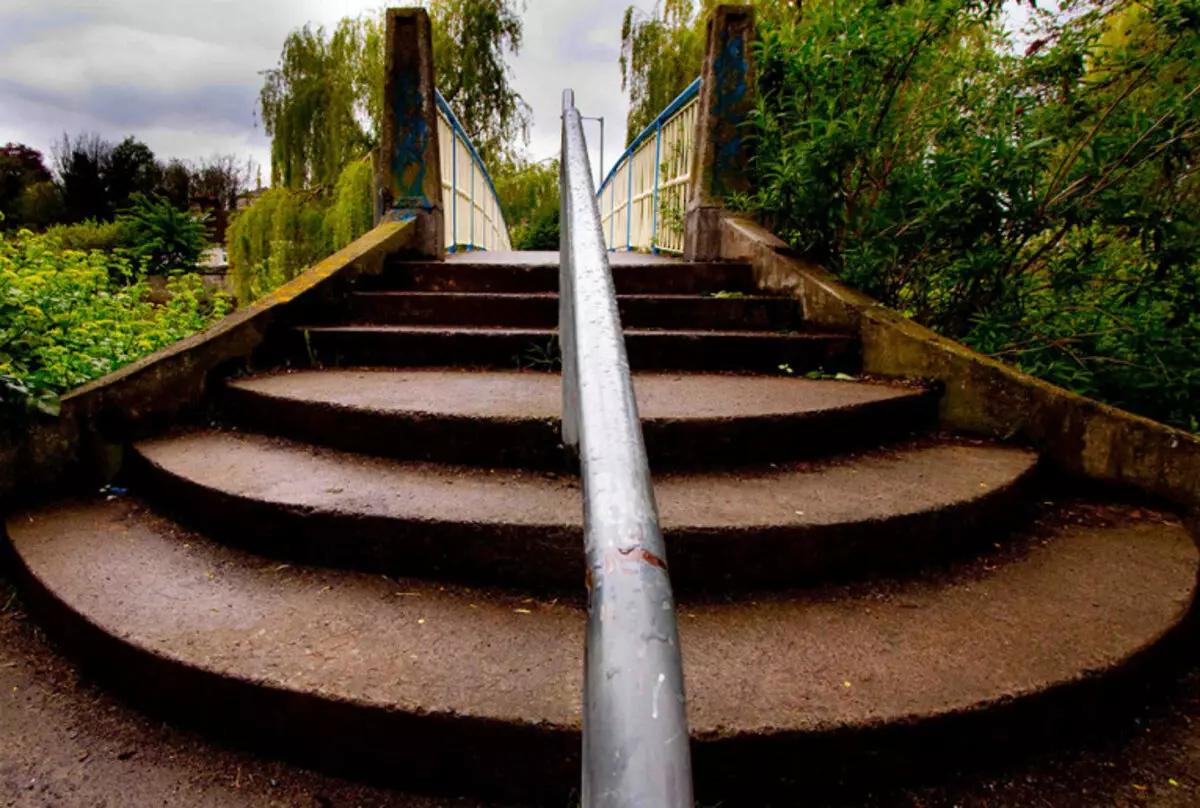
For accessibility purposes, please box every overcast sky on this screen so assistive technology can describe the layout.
[0,0,632,185]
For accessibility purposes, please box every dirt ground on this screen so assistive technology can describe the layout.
[2,571,1200,808]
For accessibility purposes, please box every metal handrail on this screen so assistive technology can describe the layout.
[559,88,693,808]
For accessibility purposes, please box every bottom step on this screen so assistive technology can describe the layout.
[6,499,1195,803]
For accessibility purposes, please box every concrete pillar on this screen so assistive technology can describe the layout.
[381,8,444,259]
[684,5,756,262]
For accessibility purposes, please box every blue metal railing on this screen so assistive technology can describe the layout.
[597,78,700,196]
[560,87,693,808]
[596,78,701,254]
[435,90,511,252]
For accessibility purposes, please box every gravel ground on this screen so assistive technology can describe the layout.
[2,570,1199,808]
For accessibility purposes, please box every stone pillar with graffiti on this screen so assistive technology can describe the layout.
[684,5,756,262]
[380,8,445,259]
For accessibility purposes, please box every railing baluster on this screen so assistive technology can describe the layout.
[625,156,633,251]
[650,121,663,255]
[450,127,458,253]
[560,88,692,808]
[609,168,616,251]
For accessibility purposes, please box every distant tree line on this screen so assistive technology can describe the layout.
[0,134,253,237]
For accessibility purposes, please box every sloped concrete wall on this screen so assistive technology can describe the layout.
[719,214,1200,512]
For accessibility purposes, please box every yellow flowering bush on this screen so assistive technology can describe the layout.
[0,225,231,421]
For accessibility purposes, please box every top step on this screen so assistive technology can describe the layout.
[360,256,758,295]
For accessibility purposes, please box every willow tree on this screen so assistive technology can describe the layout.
[239,1,530,303]
[429,0,530,164]
[619,0,800,143]
[258,17,382,189]
[258,0,529,189]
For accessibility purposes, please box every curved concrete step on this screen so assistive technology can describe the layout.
[130,430,1038,591]
[287,325,857,373]
[223,369,937,469]
[8,498,1195,802]
[343,291,801,330]
[359,258,758,295]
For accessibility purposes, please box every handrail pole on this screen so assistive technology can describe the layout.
[560,88,692,808]
[559,91,579,449]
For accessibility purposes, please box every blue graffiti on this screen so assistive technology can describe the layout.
[710,27,750,197]
[391,68,432,211]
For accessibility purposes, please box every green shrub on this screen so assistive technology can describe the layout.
[513,206,559,250]
[117,193,210,274]
[739,0,1200,432]
[0,227,231,420]
[44,219,128,253]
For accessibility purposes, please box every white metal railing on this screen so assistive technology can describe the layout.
[435,92,512,253]
[598,78,700,254]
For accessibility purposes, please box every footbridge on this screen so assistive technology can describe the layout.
[4,6,1199,808]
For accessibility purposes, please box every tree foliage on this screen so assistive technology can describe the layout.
[430,0,530,163]
[259,18,382,190]
[259,0,530,191]
[0,144,52,226]
[52,133,110,223]
[14,133,251,240]
[226,159,375,303]
[619,0,798,143]
[734,0,1200,431]
[494,157,559,249]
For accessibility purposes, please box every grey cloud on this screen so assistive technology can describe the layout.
[0,80,258,132]
[0,8,97,51]
[0,0,636,177]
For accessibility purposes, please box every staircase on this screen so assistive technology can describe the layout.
[6,250,1197,804]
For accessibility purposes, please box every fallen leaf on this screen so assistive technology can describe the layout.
[514,608,532,614]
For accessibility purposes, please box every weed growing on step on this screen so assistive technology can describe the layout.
[783,364,859,382]
[515,336,562,371]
